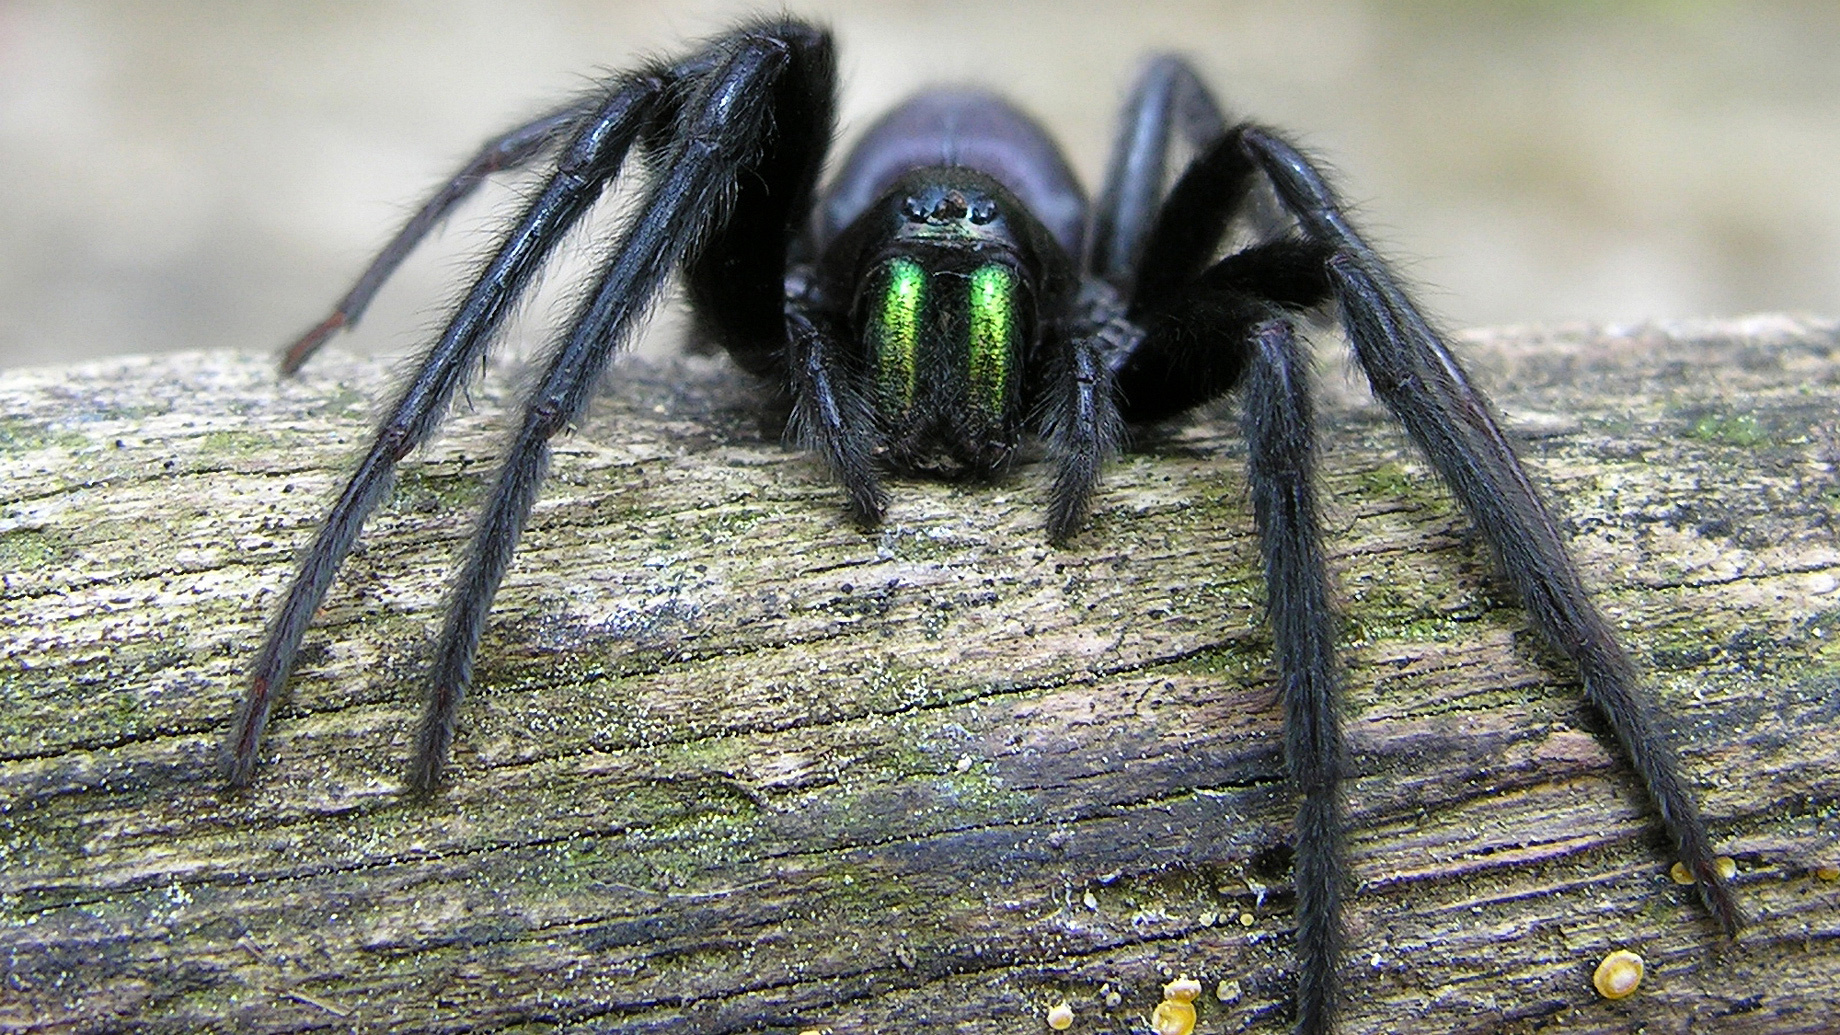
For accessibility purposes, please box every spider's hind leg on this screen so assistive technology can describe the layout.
[672,35,887,527]
[1089,53,1227,290]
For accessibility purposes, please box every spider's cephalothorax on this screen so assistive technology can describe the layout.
[827,163,1069,479]
[796,89,1094,515]
[225,19,1740,1034]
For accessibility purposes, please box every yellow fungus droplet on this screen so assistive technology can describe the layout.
[1150,998,1197,1035]
[1163,977,1202,1003]
[1593,949,1644,1000]
[1816,864,1840,881]
[1238,911,1255,927]
[1046,1000,1074,1030]
[1672,856,1738,884]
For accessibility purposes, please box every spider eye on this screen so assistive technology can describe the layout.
[867,257,926,412]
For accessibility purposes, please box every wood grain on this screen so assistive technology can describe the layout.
[1,316,1836,1033]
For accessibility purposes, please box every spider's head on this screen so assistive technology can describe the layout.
[826,167,1074,478]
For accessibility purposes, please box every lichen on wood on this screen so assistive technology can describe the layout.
[2,316,1838,1033]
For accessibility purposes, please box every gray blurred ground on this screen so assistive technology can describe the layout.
[2,0,1836,369]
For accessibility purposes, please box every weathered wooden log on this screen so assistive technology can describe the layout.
[1,316,1836,1034]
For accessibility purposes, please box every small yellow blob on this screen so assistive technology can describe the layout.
[1045,1000,1074,1030]
[1816,864,1840,881]
[1163,977,1203,1003]
[1671,856,1738,883]
[1593,949,1645,1000]
[1150,998,1197,1035]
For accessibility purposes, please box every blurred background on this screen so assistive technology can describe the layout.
[1,0,1837,369]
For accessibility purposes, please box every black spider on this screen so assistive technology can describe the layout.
[223,19,1741,1034]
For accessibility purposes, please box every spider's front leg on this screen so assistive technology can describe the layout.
[1093,56,1357,1033]
[409,23,837,790]
[783,272,886,526]
[223,73,665,787]
[1108,263,1350,1033]
[1098,53,1742,1029]
[224,19,839,791]
[1239,124,1744,935]
[1240,316,1346,1035]
[279,101,595,374]
[1042,281,1128,541]
[1106,259,1349,1033]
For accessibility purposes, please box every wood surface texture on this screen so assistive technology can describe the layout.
[2,315,1836,1033]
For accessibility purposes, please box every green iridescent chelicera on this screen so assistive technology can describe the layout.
[967,263,1019,417]
[869,257,925,412]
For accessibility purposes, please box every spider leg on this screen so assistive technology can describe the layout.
[1111,239,1344,1031]
[223,75,666,787]
[681,34,835,375]
[1243,315,1345,1035]
[1112,238,1347,1035]
[1089,54,1226,288]
[1054,56,1250,538]
[784,278,886,525]
[1043,283,1126,540]
[409,21,835,790]
[280,101,595,373]
[1241,125,1743,934]
[670,27,885,524]
[1111,238,1330,421]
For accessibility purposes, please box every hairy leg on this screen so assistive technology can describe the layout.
[1243,124,1742,934]
[280,102,595,373]
[409,21,836,790]
[224,75,665,786]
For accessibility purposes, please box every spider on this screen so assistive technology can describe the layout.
[222,18,1740,1034]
